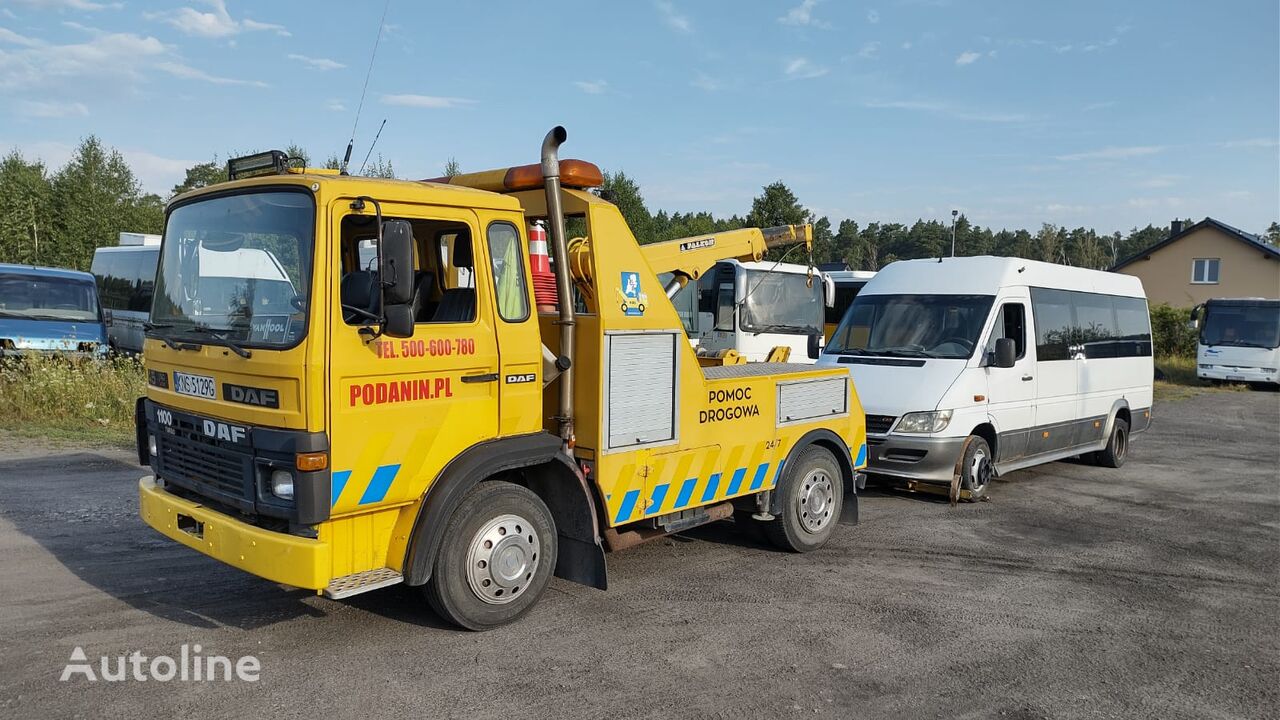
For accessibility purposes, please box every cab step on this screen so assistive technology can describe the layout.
[324,568,403,599]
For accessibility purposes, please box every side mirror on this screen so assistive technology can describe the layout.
[807,333,822,360]
[380,219,415,306]
[382,304,414,339]
[1188,304,1202,330]
[993,337,1017,368]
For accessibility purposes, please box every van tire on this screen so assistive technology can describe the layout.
[423,481,557,631]
[958,435,993,501]
[762,445,842,553]
[1095,418,1129,469]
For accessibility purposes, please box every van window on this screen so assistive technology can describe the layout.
[985,303,1026,359]
[713,281,735,331]
[1032,288,1152,360]
[0,273,100,322]
[740,270,823,336]
[1031,288,1074,361]
[827,294,994,360]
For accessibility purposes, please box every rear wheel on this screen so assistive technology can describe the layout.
[763,445,843,552]
[1095,417,1129,468]
[423,481,557,631]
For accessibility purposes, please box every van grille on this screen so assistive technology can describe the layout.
[865,414,897,435]
[156,430,253,513]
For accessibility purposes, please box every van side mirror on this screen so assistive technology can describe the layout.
[807,333,822,360]
[380,219,415,306]
[993,337,1017,368]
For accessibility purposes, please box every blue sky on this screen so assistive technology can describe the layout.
[1,0,1277,235]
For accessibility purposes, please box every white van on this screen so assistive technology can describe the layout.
[669,259,834,363]
[1190,298,1280,388]
[817,256,1153,499]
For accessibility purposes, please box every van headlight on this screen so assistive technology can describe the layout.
[269,469,295,500]
[895,410,953,434]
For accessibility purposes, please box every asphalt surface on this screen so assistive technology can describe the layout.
[1,389,1277,719]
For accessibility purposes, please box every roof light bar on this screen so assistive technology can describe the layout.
[227,150,290,181]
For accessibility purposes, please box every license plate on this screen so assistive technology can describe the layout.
[173,371,216,399]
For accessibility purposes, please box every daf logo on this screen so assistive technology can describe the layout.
[223,382,280,408]
[505,373,537,384]
[202,420,247,444]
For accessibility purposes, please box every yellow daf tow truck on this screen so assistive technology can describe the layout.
[136,127,867,629]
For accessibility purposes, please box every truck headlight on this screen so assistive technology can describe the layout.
[895,409,953,434]
[148,434,158,457]
[270,469,295,500]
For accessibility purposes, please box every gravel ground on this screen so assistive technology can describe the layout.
[0,389,1276,719]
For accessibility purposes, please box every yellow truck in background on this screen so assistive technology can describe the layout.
[136,127,867,629]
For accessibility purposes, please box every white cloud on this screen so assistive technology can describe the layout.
[1138,174,1184,189]
[126,149,197,194]
[381,94,476,109]
[0,27,44,47]
[867,9,880,23]
[856,41,880,60]
[655,1,692,34]
[9,0,122,10]
[326,98,346,112]
[148,0,288,39]
[155,61,266,87]
[784,57,828,79]
[863,99,1027,123]
[573,79,608,94]
[778,0,831,29]
[287,53,344,71]
[1218,138,1278,149]
[955,51,981,65]
[1055,146,1165,161]
[901,41,912,50]
[0,30,165,90]
[1082,100,1117,112]
[15,99,88,117]
[691,71,720,91]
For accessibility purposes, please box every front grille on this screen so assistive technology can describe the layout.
[865,414,897,435]
[156,430,254,513]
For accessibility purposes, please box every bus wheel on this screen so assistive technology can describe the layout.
[1094,417,1129,469]
[763,445,842,552]
[958,436,993,501]
[424,481,557,631]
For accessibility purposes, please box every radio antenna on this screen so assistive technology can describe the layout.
[358,118,387,175]
[341,0,391,175]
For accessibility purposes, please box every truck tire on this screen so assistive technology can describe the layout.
[958,435,993,501]
[1094,417,1129,469]
[762,445,842,552]
[423,481,558,631]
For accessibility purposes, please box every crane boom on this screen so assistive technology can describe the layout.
[641,224,813,297]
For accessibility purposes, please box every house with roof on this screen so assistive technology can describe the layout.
[1110,218,1280,307]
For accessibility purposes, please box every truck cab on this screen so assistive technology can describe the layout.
[137,131,866,629]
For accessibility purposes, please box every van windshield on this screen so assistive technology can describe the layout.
[0,274,100,322]
[152,190,314,349]
[740,270,824,335]
[1201,303,1280,349]
[828,294,995,359]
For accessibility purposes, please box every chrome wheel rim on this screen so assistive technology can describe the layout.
[466,513,539,605]
[968,447,991,492]
[796,469,836,534]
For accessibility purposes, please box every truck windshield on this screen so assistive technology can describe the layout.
[0,274,99,322]
[152,190,315,349]
[740,270,823,335]
[828,294,995,359]
[1201,303,1280,349]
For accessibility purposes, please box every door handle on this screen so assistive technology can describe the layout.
[1021,375,1033,382]
[461,372,499,384]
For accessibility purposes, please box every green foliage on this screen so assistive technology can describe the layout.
[598,170,652,243]
[442,157,461,178]
[362,154,396,179]
[1149,303,1197,358]
[0,151,52,266]
[0,354,145,445]
[1265,221,1280,246]
[170,160,228,197]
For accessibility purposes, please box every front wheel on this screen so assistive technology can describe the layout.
[957,435,993,501]
[762,445,843,552]
[423,481,558,630]
[1094,418,1129,468]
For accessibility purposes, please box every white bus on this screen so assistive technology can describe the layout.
[1191,298,1280,388]
[668,259,834,363]
[825,270,876,341]
[818,256,1153,500]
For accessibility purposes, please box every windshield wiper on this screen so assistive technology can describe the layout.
[188,327,252,359]
[877,348,939,358]
[144,321,172,331]
[828,347,870,356]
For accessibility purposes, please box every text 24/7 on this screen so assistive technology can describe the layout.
[375,338,478,359]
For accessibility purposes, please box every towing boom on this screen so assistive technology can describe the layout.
[641,224,813,297]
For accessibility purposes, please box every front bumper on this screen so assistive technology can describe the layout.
[1197,364,1278,384]
[139,475,331,590]
[863,433,967,484]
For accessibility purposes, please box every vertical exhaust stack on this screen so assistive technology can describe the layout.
[541,126,576,448]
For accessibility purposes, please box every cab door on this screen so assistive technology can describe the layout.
[982,295,1035,462]
[328,202,500,517]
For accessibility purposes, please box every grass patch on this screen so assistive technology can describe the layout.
[0,354,144,447]
[1152,354,1252,402]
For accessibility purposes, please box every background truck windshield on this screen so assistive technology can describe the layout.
[1201,303,1280,349]
[740,270,823,335]
[152,190,314,348]
[0,274,100,322]
[828,294,995,359]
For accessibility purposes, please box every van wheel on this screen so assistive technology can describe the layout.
[1095,418,1129,468]
[763,445,842,552]
[423,481,557,631]
[958,436,993,501]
